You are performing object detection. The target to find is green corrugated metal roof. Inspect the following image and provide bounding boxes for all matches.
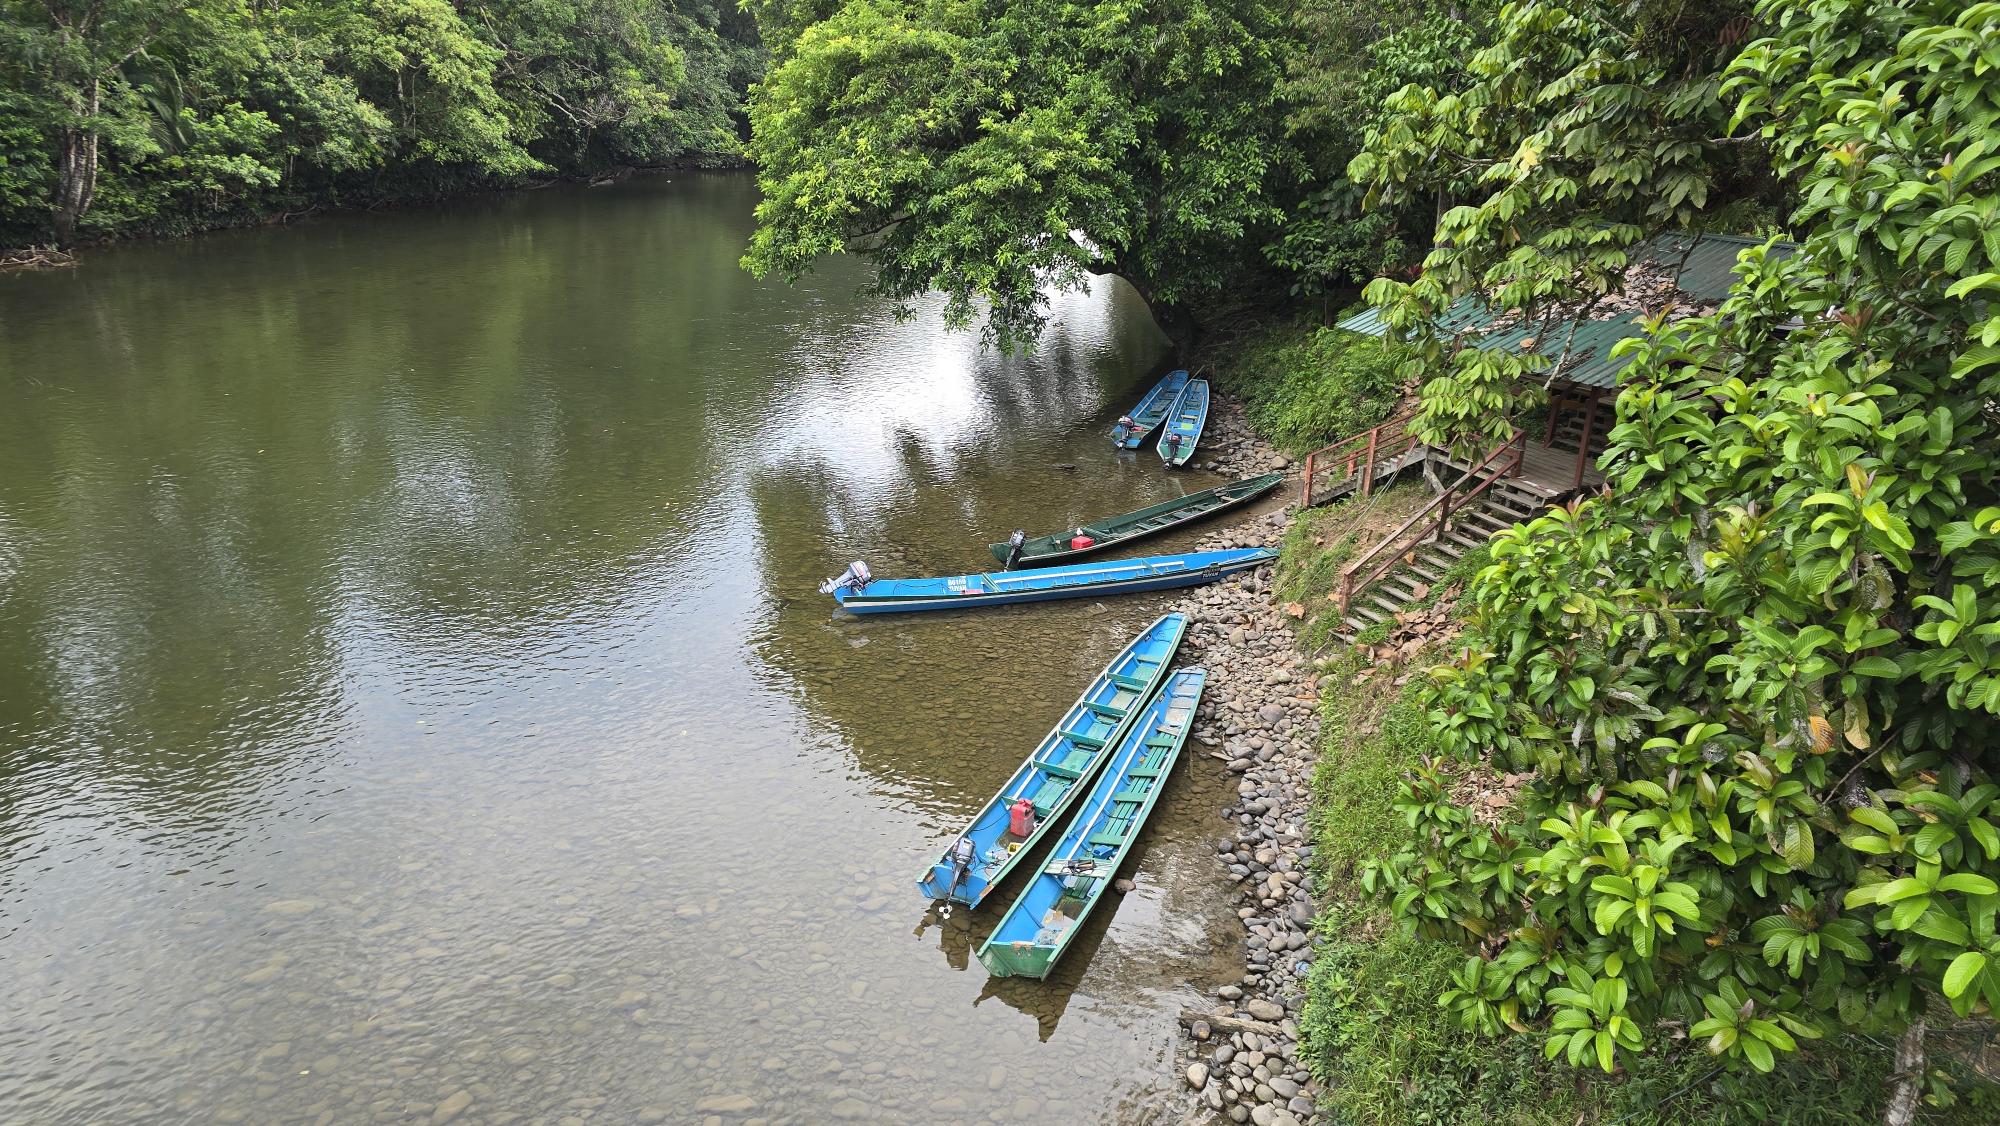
[1334,232,1797,389]
[1335,304,1648,390]
[1641,231,1798,302]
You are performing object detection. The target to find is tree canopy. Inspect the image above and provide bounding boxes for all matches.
[1349,0,1779,454]
[0,0,762,245]
[742,0,1297,352]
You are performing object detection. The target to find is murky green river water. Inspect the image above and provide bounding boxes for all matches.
[0,173,1246,1124]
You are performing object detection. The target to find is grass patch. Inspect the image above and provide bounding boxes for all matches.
[1409,543,1490,611]
[1228,320,1410,455]
[1275,484,1431,653]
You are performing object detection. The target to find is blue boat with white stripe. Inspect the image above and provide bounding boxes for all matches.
[1112,370,1190,449]
[977,667,1207,978]
[822,547,1276,615]
[917,614,1189,911]
[1157,378,1209,468]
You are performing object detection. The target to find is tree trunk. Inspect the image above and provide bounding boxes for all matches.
[1110,263,1202,363]
[1882,1017,1925,1126]
[1153,302,1200,365]
[52,79,101,246]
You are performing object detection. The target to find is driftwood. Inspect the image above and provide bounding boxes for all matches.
[1178,1008,1286,1038]
[0,246,76,271]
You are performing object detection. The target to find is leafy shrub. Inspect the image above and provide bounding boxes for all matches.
[1236,324,1407,454]
[1341,0,2000,1109]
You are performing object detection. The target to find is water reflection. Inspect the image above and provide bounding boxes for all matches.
[0,172,1241,1124]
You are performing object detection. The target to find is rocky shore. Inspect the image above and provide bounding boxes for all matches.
[1161,396,1326,1126]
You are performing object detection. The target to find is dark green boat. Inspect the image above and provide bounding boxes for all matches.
[989,473,1286,569]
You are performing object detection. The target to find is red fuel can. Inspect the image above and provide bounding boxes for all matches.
[1009,799,1036,837]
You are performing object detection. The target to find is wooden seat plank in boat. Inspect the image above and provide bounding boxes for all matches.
[976,669,1208,978]
[915,614,1188,910]
[988,473,1285,569]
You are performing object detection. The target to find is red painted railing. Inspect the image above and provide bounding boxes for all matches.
[1334,431,1526,612]
[1301,409,1422,508]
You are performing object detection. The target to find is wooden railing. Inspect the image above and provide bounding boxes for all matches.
[1335,431,1527,612]
[1301,409,1422,508]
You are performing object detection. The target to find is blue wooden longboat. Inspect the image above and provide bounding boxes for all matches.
[1113,370,1191,449]
[917,614,1189,910]
[1156,378,1210,468]
[977,668,1207,978]
[828,547,1275,615]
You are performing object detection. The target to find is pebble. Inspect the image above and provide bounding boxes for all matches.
[430,1090,472,1124]
[1167,395,1323,1125]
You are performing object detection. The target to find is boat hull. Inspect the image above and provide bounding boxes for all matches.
[988,473,1285,568]
[833,549,1276,616]
[1113,370,1190,449]
[977,669,1207,978]
[1156,379,1210,468]
[916,614,1189,908]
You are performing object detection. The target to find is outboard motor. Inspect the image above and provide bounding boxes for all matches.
[1112,414,1135,444]
[939,834,978,918]
[819,559,873,595]
[1003,529,1027,571]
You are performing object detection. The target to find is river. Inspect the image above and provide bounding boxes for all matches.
[0,172,1250,1124]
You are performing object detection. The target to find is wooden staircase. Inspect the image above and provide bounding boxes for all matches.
[1332,454,1547,645]
[1301,419,1559,647]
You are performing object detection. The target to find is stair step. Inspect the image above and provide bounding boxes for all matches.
[1368,595,1406,617]
[1381,577,1426,599]
[1350,605,1388,625]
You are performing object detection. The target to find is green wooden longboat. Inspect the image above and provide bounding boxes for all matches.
[988,473,1284,569]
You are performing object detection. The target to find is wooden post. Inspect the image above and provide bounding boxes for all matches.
[1573,392,1601,491]
[1303,451,1315,507]
[1361,425,1380,498]
[1543,390,1566,447]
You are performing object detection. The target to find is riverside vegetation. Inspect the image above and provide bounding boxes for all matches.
[0,0,761,247]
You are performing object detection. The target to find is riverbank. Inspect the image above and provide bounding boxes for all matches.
[1138,392,1325,1126]
[1182,324,1999,1124]
[0,159,750,268]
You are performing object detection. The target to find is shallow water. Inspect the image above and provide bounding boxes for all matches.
[0,172,1244,1124]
